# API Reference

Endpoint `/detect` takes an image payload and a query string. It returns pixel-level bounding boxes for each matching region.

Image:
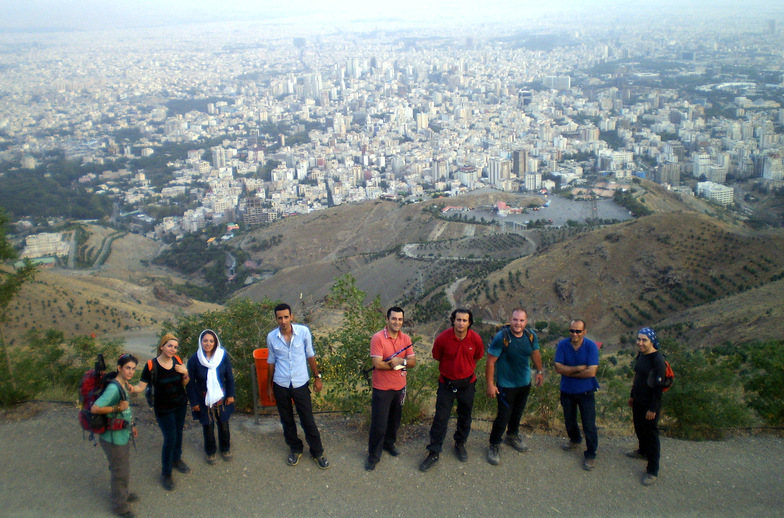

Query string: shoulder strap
[175,355,182,365]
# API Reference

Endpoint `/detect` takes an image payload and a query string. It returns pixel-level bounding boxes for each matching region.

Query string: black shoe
[161,474,174,491]
[419,451,439,472]
[115,512,135,518]
[454,442,468,462]
[287,451,302,466]
[383,444,400,457]
[626,449,646,460]
[364,457,378,471]
[312,454,330,470]
[173,459,190,474]
[126,493,140,503]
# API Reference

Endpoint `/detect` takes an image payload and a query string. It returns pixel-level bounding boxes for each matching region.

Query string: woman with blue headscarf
[627,327,667,486]
[187,329,235,464]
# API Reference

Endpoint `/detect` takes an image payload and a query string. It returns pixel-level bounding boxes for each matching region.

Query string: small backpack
[145,356,183,408]
[78,355,127,443]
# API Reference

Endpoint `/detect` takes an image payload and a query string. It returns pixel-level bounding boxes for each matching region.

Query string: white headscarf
[197,329,225,407]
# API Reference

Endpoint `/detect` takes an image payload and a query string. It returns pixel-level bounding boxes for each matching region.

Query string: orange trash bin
[253,348,276,406]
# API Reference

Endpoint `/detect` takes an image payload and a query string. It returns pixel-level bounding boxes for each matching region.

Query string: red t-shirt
[371,328,414,391]
[432,327,484,382]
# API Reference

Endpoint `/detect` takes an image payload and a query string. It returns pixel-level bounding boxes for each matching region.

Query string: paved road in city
[1,402,782,517]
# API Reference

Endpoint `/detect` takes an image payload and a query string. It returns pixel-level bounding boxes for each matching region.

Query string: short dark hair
[450,308,473,328]
[511,307,527,318]
[117,353,138,368]
[274,303,292,315]
[387,306,404,319]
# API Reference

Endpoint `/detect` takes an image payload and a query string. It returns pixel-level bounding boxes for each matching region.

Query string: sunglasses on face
[569,329,584,334]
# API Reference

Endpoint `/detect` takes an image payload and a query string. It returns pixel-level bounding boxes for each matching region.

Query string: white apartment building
[696,181,734,206]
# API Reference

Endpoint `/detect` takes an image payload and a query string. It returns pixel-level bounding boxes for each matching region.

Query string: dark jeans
[633,402,660,476]
[489,384,531,445]
[427,380,476,453]
[202,417,231,456]
[368,387,404,462]
[273,382,323,457]
[155,404,186,476]
[100,439,131,515]
[560,390,598,459]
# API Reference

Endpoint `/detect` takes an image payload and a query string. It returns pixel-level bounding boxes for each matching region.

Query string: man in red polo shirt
[419,308,485,472]
[365,306,416,471]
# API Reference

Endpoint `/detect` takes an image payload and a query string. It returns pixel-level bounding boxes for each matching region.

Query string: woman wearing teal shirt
[92,353,140,518]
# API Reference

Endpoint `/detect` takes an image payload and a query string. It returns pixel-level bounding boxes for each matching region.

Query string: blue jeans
[202,418,231,456]
[155,404,187,476]
[560,390,598,459]
[489,384,531,445]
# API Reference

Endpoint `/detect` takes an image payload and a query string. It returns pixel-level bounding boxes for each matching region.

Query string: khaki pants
[100,439,131,514]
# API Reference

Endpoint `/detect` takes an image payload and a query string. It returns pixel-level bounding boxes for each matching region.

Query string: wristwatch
[315,373,323,379]
[535,370,544,375]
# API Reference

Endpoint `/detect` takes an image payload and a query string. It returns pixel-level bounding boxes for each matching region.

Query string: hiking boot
[505,433,529,452]
[364,457,377,471]
[221,450,233,462]
[626,449,646,460]
[642,474,657,486]
[383,444,401,457]
[419,451,439,472]
[583,458,595,471]
[286,451,302,466]
[487,444,501,466]
[160,474,174,491]
[312,455,330,470]
[562,440,580,451]
[173,459,190,474]
[454,442,468,462]
[126,493,140,503]
[206,454,217,465]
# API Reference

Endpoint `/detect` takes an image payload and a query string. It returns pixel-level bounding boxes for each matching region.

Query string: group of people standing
[92,331,236,518]
[364,306,667,491]
[92,302,668,517]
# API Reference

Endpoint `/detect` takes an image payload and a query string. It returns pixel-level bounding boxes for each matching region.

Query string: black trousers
[202,417,231,456]
[273,382,324,457]
[489,384,531,445]
[367,387,404,462]
[633,402,660,476]
[426,380,476,453]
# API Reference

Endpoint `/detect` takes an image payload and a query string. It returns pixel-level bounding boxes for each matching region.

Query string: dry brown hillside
[458,211,784,346]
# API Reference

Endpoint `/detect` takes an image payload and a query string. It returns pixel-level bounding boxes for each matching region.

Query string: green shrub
[744,340,784,427]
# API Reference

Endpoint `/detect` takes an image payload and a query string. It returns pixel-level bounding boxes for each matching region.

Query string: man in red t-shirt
[365,306,416,471]
[419,308,485,472]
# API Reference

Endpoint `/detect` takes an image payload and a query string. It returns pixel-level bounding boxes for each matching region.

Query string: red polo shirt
[432,327,484,382]
[371,328,414,391]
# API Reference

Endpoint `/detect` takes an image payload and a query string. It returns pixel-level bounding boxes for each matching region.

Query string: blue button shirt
[555,337,600,394]
[266,323,315,389]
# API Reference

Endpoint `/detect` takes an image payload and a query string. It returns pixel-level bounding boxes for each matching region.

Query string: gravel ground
[1,402,783,518]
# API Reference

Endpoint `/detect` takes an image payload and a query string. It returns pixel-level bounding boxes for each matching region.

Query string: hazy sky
[1,0,782,31]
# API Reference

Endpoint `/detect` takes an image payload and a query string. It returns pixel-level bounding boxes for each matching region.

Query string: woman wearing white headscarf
[187,329,236,464]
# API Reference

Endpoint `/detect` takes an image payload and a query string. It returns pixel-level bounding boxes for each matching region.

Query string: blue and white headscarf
[638,327,659,350]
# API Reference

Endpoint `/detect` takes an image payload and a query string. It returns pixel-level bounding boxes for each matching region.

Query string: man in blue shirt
[266,303,329,469]
[554,318,600,471]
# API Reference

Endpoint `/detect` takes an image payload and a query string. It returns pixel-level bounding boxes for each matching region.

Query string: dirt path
[1,402,783,517]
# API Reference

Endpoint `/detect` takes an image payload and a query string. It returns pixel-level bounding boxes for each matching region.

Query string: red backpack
[78,355,127,443]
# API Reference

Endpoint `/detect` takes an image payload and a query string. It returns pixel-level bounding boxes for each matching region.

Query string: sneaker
[583,458,595,471]
[626,449,646,460]
[383,444,401,457]
[487,444,501,466]
[562,440,580,451]
[312,455,330,470]
[173,459,190,474]
[206,454,217,465]
[364,457,377,471]
[454,442,468,462]
[642,474,657,486]
[286,451,302,466]
[419,451,440,472]
[221,450,233,462]
[126,493,140,503]
[505,434,529,452]
[160,474,174,491]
